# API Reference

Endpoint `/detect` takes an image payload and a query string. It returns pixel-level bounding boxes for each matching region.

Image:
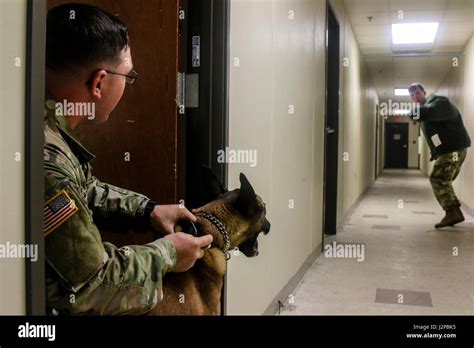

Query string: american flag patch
[44,190,79,236]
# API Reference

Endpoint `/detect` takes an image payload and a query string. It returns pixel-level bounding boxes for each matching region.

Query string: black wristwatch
[143,200,157,227]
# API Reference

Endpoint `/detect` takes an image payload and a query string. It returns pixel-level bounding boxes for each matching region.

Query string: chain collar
[194,211,231,260]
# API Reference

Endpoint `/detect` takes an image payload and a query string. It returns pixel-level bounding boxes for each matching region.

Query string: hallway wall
[226,0,326,314]
[421,35,474,211]
[226,0,379,314]
[0,0,27,314]
[330,0,380,227]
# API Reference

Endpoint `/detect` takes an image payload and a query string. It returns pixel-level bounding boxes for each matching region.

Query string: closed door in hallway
[385,123,408,168]
[323,5,340,236]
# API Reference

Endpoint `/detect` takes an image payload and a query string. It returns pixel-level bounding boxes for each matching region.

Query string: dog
[149,167,271,315]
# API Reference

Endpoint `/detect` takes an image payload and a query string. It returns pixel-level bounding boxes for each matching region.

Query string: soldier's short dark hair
[46,3,129,71]
[408,83,426,94]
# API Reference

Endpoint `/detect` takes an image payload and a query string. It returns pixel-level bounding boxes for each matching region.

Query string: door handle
[403,144,407,148]
[326,127,335,134]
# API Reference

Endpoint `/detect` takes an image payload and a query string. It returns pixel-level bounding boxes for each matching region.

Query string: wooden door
[47,0,184,243]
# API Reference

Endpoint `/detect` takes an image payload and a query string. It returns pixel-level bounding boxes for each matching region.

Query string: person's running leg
[430,149,467,228]
[451,149,468,221]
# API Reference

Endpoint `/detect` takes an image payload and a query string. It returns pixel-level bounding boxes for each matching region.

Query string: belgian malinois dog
[149,167,271,315]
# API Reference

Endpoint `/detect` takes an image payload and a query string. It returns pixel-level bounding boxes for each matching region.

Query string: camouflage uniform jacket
[44,97,177,315]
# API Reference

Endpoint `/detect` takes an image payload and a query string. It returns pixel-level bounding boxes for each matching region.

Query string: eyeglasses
[106,69,139,85]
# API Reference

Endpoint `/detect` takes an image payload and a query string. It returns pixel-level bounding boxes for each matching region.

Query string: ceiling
[342,0,474,101]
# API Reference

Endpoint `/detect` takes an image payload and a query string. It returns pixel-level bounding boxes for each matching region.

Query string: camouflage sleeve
[45,174,177,315]
[85,175,153,228]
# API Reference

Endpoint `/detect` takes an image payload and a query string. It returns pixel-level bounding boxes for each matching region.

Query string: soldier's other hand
[164,233,213,272]
[150,204,197,234]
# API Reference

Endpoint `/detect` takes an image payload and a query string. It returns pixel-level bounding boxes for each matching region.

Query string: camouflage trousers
[430,148,468,210]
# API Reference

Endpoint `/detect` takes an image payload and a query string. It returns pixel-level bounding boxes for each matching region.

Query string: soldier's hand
[164,232,213,272]
[150,204,197,234]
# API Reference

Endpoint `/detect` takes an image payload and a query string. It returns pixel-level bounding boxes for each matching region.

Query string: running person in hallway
[409,83,471,229]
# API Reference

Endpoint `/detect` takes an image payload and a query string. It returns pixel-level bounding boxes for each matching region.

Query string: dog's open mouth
[239,237,259,257]
[238,219,271,257]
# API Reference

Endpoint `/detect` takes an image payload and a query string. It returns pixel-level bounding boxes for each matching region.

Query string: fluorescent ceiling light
[392,22,439,44]
[394,88,410,96]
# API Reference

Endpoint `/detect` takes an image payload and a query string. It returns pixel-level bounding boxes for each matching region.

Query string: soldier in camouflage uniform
[409,83,471,229]
[45,4,212,315]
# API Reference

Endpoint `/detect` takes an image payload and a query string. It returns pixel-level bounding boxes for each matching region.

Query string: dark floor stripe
[363,214,388,219]
[372,225,401,231]
[375,288,433,307]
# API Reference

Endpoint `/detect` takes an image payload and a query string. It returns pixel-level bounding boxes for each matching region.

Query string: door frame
[322,1,340,242]
[375,104,379,179]
[25,0,47,315]
[184,0,229,192]
[184,0,230,315]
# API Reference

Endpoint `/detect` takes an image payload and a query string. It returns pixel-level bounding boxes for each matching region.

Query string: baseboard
[262,242,323,315]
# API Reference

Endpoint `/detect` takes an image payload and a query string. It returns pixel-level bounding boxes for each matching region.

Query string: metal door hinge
[176,72,186,111]
[176,72,199,110]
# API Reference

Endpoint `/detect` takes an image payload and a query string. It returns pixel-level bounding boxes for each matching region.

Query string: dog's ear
[235,173,259,217]
[201,165,227,204]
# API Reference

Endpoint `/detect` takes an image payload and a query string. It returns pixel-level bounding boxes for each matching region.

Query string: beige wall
[330,0,379,225]
[226,0,326,315]
[422,35,474,210]
[0,0,27,314]
[227,0,379,314]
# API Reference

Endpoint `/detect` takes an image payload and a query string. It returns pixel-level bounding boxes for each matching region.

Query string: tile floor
[281,169,474,315]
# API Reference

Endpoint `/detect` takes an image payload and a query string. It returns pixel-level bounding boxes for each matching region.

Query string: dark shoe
[453,206,465,225]
[435,206,465,229]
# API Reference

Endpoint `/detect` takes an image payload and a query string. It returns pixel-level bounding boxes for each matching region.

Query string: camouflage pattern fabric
[430,148,468,210]
[44,97,177,315]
